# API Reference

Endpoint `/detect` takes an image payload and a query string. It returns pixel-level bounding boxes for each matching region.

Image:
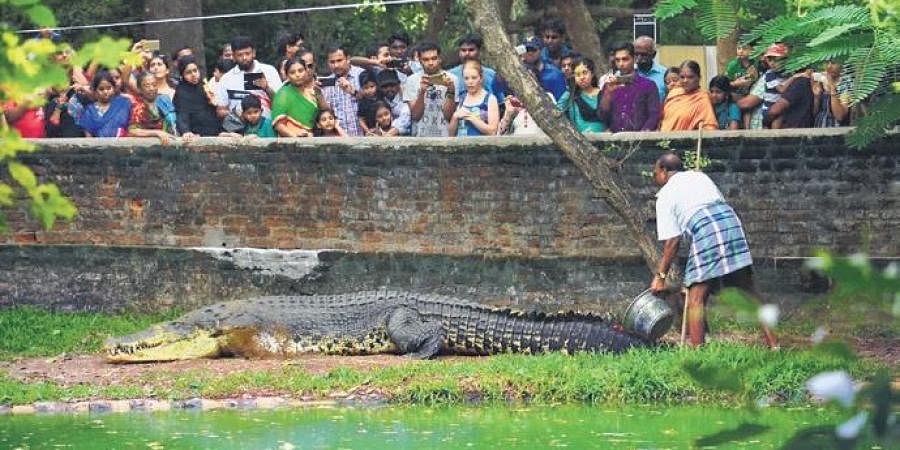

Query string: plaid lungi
[683,202,753,286]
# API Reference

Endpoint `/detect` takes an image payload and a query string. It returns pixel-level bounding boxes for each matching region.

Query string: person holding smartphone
[401,41,456,137]
[597,42,660,132]
[214,36,282,132]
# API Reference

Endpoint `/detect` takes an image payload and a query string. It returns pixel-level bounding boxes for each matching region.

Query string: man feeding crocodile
[649,153,778,349]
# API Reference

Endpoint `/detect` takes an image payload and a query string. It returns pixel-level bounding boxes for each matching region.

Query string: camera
[386,59,408,70]
[317,76,337,87]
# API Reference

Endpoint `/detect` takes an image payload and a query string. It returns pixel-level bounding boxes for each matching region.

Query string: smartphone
[317,76,337,87]
[615,72,635,84]
[243,72,264,90]
[143,40,160,52]
[426,73,446,83]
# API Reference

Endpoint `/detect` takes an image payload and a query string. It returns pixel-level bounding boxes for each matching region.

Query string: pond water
[0,404,862,449]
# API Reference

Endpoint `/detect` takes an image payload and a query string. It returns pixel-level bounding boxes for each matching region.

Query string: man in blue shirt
[537,18,572,68]
[520,37,567,101]
[634,36,667,102]
[448,34,505,101]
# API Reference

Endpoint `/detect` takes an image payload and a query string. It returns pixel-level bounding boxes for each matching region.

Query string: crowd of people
[4,18,858,142]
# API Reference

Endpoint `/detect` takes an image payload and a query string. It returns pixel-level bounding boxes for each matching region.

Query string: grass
[0,306,885,407]
[0,306,178,360]
[0,343,877,407]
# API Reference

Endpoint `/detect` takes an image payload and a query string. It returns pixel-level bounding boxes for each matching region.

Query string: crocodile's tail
[440,307,648,355]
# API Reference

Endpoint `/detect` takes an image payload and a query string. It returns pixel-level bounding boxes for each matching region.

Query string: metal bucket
[623,289,674,341]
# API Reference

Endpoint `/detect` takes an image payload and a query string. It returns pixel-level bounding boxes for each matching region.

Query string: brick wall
[5,129,897,258]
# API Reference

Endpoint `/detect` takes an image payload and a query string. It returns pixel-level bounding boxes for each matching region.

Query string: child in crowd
[220,95,275,138]
[356,70,380,135]
[709,75,741,130]
[665,66,681,93]
[313,108,346,137]
[369,100,398,136]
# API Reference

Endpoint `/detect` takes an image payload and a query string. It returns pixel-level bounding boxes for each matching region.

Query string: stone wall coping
[25,127,872,153]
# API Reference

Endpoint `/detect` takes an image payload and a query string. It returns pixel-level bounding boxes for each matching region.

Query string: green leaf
[29,183,77,230]
[10,0,41,6]
[682,360,743,392]
[25,4,56,27]
[69,36,135,70]
[0,183,13,207]
[847,93,900,149]
[694,423,770,447]
[716,288,759,323]
[0,128,36,160]
[807,23,861,47]
[9,162,37,189]
[654,0,699,19]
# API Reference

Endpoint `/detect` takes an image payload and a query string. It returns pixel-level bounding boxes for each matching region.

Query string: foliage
[689,251,899,448]
[846,92,900,149]
[0,2,140,232]
[655,0,741,41]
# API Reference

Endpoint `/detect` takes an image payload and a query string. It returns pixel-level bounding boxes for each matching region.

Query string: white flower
[811,327,828,344]
[805,256,828,270]
[835,411,868,440]
[848,253,869,268]
[806,371,856,408]
[884,262,898,279]
[757,304,780,328]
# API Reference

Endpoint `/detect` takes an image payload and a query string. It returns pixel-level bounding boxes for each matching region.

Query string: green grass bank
[0,307,881,408]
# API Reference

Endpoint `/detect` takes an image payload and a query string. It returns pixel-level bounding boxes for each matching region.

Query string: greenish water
[0,405,865,449]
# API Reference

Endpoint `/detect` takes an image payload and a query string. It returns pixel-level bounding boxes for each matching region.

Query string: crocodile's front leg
[386,307,445,359]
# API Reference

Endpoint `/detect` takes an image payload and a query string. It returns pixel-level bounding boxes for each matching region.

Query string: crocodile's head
[103,323,224,363]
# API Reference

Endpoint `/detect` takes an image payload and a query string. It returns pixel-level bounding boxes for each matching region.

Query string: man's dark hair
[611,42,635,57]
[230,36,254,52]
[417,41,441,56]
[366,42,389,58]
[241,94,262,111]
[214,58,235,73]
[387,32,410,46]
[656,153,683,172]
[709,75,732,94]
[171,45,192,62]
[326,44,348,58]
[276,32,305,57]
[536,17,566,36]
[457,34,483,49]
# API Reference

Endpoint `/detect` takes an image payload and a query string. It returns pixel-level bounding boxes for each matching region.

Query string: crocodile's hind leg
[386,307,445,359]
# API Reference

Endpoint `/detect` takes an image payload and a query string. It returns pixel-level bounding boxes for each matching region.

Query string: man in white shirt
[402,41,456,137]
[215,36,282,132]
[649,153,778,349]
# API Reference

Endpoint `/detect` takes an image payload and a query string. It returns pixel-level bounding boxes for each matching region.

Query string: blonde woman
[448,60,499,136]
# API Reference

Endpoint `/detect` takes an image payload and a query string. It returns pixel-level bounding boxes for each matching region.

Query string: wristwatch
[656,272,667,280]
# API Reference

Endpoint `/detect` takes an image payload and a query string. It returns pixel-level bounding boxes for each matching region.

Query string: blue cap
[522,37,542,50]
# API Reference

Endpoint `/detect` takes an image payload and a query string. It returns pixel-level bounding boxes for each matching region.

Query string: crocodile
[104,291,650,363]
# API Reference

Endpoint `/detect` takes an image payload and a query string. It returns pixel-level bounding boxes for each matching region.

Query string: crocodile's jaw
[104,327,223,363]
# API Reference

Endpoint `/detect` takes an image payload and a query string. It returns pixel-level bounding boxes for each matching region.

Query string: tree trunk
[423,0,453,44]
[143,0,205,72]
[464,0,662,274]
[558,0,608,72]
[716,28,739,74]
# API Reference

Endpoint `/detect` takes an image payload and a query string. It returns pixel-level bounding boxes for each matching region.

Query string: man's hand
[253,77,269,92]
[336,77,355,95]
[649,275,666,294]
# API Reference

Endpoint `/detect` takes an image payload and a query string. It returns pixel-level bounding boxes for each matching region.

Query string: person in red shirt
[4,101,46,138]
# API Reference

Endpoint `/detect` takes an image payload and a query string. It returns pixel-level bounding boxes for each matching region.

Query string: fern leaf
[784,33,873,72]
[803,5,871,28]
[742,15,803,52]
[846,46,888,104]
[695,0,738,40]
[807,23,861,47]
[654,0,699,19]
[847,94,900,149]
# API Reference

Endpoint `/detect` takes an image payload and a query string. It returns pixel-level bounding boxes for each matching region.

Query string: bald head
[634,36,657,71]
[657,153,682,172]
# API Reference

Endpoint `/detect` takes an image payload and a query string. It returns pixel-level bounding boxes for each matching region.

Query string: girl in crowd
[174,56,222,138]
[147,53,177,100]
[660,60,718,131]
[276,32,306,81]
[448,60,499,137]
[665,66,680,93]
[814,61,850,127]
[709,75,741,130]
[75,70,131,137]
[313,108,346,137]
[368,101,398,136]
[271,57,329,137]
[129,72,178,143]
[557,57,604,133]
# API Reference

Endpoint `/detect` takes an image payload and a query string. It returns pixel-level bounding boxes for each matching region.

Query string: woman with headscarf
[660,60,718,131]
[174,56,222,138]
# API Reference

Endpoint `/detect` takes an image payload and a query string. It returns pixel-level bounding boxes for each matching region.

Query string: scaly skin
[104,291,650,363]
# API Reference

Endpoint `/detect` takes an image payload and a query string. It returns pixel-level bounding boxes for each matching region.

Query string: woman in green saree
[271,57,328,137]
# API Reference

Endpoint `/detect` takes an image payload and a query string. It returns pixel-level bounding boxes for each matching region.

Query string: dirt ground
[2,333,894,391]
